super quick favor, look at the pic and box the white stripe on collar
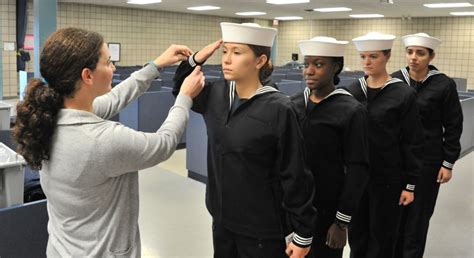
[303,87,352,108]
[303,87,311,108]
[228,81,279,108]
[256,86,279,95]
[229,81,236,109]
[401,67,443,87]
[424,69,443,83]
[359,77,403,97]
[401,67,411,86]
[385,77,404,86]
[359,77,368,97]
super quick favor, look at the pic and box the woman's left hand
[154,44,193,68]
[437,167,452,184]
[285,242,310,258]
[399,190,414,206]
[326,223,347,249]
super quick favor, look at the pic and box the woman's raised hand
[154,44,193,68]
[194,40,223,64]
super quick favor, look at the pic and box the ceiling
[59,0,474,20]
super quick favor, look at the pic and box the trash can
[0,142,26,208]
[0,102,12,130]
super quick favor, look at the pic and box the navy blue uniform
[173,55,316,257]
[291,88,370,258]
[392,66,463,258]
[344,77,424,258]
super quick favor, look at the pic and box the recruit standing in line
[344,32,424,258]
[173,23,316,258]
[291,36,370,258]
[392,33,463,258]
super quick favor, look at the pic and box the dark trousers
[395,165,441,258]
[348,181,403,258]
[212,222,287,258]
[306,208,343,258]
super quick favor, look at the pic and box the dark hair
[331,57,344,85]
[405,46,434,56]
[247,44,273,85]
[13,27,104,170]
[427,48,434,56]
[382,49,391,56]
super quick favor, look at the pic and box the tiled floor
[139,150,474,258]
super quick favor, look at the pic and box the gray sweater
[41,65,192,257]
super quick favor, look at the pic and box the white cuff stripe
[406,184,415,191]
[189,54,196,67]
[293,234,313,245]
[336,211,351,223]
[442,161,454,169]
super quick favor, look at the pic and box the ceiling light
[274,16,304,20]
[350,14,384,18]
[127,0,161,4]
[313,7,352,12]
[424,2,473,8]
[450,11,474,15]
[235,12,267,16]
[187,6,221,11]
[267,0,310,5]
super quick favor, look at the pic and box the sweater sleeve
[92,64,158,119]
[100,94,192,176]
[441,79,463,170]
[336,105,370,225]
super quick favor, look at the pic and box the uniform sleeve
[92,64,158,119]
[277,105,316,248]
[172,53,212,114]
[336,105,370,225]
[400,91,424,192]
[99,94,192,176]
[440,80,463,170]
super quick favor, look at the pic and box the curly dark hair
[13,27,104,170]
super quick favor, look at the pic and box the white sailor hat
[298,36,348,57]
[352,32,396,51]
[402,33,442,51]
[220,22,277,47]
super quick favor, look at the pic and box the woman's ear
[81,68,93,86]
[255,54,268,70]
[333,62,341,75]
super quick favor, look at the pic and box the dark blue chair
[0,199,48,257]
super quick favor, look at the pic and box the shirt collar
[401,65,443,86]
[359,76,403,98]
[56,109,104,125]
[228,80,279,109]
[303,87,352,108]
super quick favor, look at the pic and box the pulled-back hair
[247,44,273,85]
[331,57,344,85]
[13,27,104,170]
